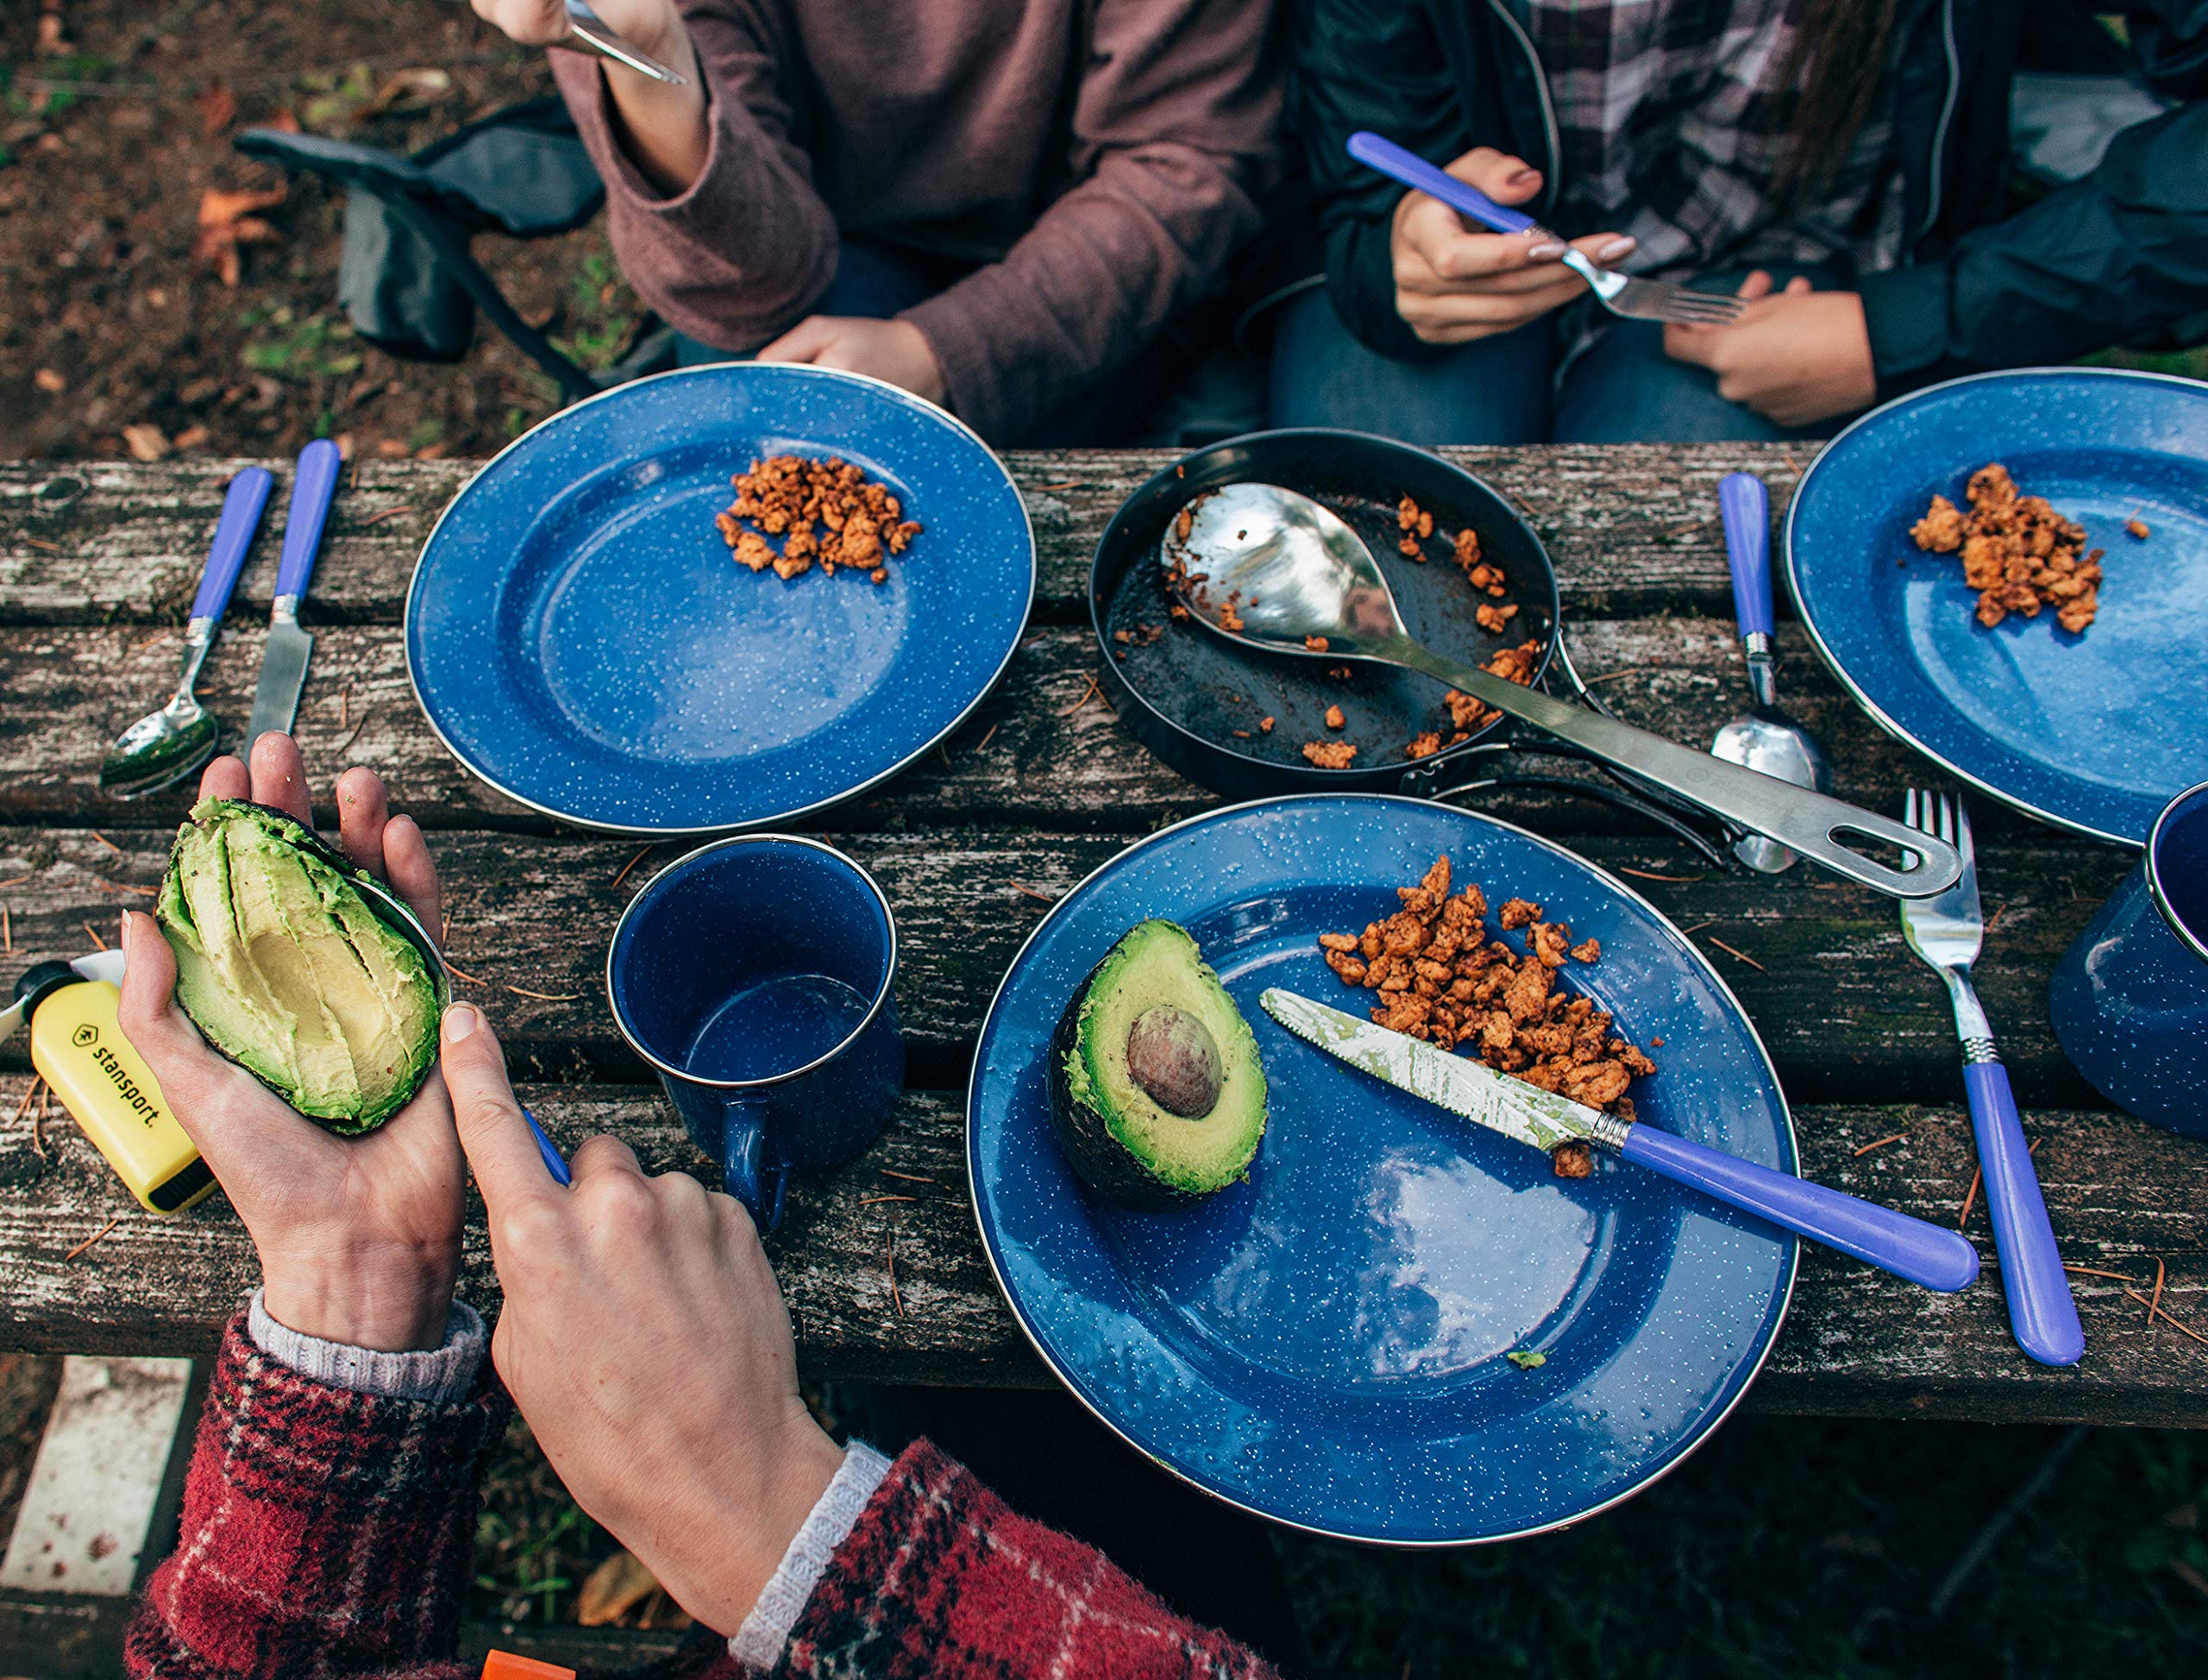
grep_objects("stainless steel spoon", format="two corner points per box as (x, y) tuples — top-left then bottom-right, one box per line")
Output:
(1709, 473), (1830, 872)
(99, 468), (273, 800)
(1163, 481), (1959, 899)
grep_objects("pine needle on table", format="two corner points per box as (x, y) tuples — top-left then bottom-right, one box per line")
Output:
(360, 504), (417, 527)
(1707, 936), (1765, 971)
(858, 1194), (916, 1207)
(505, 986), (581, 1002)
(1616, 867), (1703, 883)
(2123, 1288), (2208, 1349)
(880, 1169), (937, 1185)
(1958, 1166), (1981, 1231)
(65, 1216), (120, 1262)
(887, 1232), (905, 1319)
(612, 845), (656, 890)
(82, 921), (107, 950)
(1010, 881), (1057, 904)
(91, 831), (124, 856)
(2148, 1256), (2167, 1333)
(1853, 1132), (1908, 1158)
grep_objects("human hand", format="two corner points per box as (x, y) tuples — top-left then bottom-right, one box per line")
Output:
(443, 1004), (844, 1633)
(757, 315), (950, 407)
(1389, 147), (1635, 345)
(116, 736), (462, 1353)
(470, 0), (686, 60)
(1663, 272), (1877, 427)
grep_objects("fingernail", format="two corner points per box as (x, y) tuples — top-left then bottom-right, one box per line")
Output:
(1527, 240), (1566, 261)
(443, 1003), (478, 1043)
(1597, 236), (1637, 262)
(118, 912), (133, 955)
(1509, 166), (1540, 185)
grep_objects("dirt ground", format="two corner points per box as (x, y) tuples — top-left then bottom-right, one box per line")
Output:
(0, 0), (638, 465)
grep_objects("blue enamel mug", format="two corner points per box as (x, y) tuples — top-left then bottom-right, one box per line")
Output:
(606, 835), (904, 1226)
(2049, 781), (2208, 1139)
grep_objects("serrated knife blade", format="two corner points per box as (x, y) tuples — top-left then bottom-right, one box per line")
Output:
(1259, 987), (1615, 1158)
(1258, 986), (1983, 1293)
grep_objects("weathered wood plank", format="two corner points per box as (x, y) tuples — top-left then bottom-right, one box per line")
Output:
(1, 1088), (2200, 1424)
(0, 825), (2127, 1104)
(0, 445), (1813, 627)
(0, 615), (2119, 848)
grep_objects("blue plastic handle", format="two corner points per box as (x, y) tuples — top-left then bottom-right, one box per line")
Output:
(521, 1107), (571, 1188)
(1719, 472), (1774, 639)
(1346, 130), (1537, 235)
(719, 1108), (791, 1231)
(191, 467), (274, 622)
(1619, 1123), (1981, 1292)
(1963, 1062), (2085, 1365)
(274, 439), (342, 600)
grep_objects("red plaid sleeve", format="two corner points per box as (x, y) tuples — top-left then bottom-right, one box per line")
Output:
(124, 1312), (509, 1680)
(770, 1439), (1278, 1679)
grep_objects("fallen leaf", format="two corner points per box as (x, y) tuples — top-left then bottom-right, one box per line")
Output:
(194, 85), (237, 138)
(33, 368), (64, 394)
(36, 13), (70, 53)
(172, 425), (210, 450)
(359, 67), (452, 119)
(266, 108), (302, 134)
(121, 424), (169, 462)
(576, 1548), (661, 1627)
(191, 184), (286, 287)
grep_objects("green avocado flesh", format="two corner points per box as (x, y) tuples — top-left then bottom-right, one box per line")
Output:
(1048, 919), (1267, 1209)
(156, 798), (443, 1134)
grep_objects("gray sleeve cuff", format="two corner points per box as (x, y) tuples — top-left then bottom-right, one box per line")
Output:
(247, 1288), (486, 1406)
(729, 1440), (892, 1672)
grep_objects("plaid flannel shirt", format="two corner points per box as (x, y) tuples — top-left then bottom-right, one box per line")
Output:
(1526, 0), (1906, 279)
(126, 1313), (1276, 1679)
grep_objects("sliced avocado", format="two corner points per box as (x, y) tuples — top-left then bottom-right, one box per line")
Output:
(1048, 919), (1267, 1209)
(155, 798), (445, 1134)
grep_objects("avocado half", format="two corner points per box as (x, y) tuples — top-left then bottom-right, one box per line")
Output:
(155, 798), (447, 1134)
(1047, 919), (1268, 1210)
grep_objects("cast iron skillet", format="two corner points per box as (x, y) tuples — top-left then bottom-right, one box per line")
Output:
(1091, 429), (1725, 857)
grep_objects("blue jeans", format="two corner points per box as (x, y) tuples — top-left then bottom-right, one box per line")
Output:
(1268, 266), (1851, 444)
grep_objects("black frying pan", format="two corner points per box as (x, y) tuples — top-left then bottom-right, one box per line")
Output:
(1091, 429), (1725, 857)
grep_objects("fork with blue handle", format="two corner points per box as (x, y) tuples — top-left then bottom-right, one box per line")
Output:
(1346, 130), (1743, 329)
(1898, 789), (2084, 1366)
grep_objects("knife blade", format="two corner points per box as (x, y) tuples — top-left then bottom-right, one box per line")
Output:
(245, 439), (342, 755)
(1259, 987), (1980, 1293)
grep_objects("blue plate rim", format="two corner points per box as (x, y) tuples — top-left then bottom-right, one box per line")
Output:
(1783, 364), (2206, 850)
(402, 362), (1038, 837)
(963, 790), (1802, 1547)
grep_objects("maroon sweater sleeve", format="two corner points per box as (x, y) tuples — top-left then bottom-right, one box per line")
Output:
(124, 1314), (508, 1680)
(899, 0), (1282, 441)
(766, 1439), (1279, 1679)
(549, 8), (839, 355)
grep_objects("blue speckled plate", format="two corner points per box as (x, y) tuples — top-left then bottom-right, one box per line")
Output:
(406, 366), (1033, 833)
(1787, 368), (2208, 846)
(969, 795), (1797, 1544)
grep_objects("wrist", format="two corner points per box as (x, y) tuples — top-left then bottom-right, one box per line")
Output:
(681, 1418), (845, 1633)
(260, 1245), (459, 1353)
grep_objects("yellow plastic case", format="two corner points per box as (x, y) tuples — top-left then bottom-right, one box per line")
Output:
(28, 978), (213, 1214)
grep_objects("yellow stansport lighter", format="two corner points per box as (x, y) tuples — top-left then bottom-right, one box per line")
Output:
(10, 956), (214, 1214)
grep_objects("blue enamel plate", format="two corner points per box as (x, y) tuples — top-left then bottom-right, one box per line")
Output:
(969, 795), (1797, 1544)
(1787, 368), (2208, 846)
(406, 365), (1033, 832)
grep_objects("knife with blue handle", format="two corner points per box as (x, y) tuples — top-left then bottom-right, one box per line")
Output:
(1261, 988), (1981, 1293)
(246, 439), (342, 755)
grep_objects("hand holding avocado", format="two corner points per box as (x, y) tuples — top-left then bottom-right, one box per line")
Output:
(117, 735), (464, 1354)
(440, 1000), (844, 1634)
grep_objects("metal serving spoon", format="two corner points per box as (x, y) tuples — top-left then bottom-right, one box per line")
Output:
(1710, 473), (1830, 873)
(99, 468), (273, 800)
(1163, 482), (1959, 899)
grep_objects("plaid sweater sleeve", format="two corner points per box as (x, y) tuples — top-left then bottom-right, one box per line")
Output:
(124, 1313), (510, 1680)
(762, 1439), (1278, 1679)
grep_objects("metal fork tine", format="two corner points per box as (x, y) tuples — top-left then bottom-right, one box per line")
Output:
(1939, 791), (1958, 847)
(1904, 787), (1921, 833)
(1661, 298), (1741, 323)
(1954, 793), (1974, 866)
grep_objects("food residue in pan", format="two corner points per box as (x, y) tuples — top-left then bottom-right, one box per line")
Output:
(715, 454), (921, 584)
(1318, 855), (1654, 1175)
(1909, 463), (2103, 633)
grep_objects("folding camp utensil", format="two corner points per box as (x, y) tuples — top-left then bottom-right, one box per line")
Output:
(245, 440), (342, 757)
(1261, 988), (1980, 1292)
(562, 0), (689, 85)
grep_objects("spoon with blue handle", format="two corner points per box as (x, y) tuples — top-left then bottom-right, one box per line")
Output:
(100, 467), (274, 799)
(1709, 473), (1830, 872)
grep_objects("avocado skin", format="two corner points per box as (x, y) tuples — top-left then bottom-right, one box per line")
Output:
(1047, 956), (1209, 1213)
(156, 798), (446, 1135)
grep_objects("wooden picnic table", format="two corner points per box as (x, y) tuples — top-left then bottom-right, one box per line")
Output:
(1, 447), (2201, 1430)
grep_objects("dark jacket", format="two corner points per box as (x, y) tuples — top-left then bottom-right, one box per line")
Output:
(1295, 1), (2208, 399)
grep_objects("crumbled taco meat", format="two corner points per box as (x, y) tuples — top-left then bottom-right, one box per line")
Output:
(1476, 601), (1520, 634)
(1323, 704), (1346, 730)
(1302, 739), (1358, 769)
(2127, 517), (2151, 540)
(1304, 635), (1329, 653)
(717, 454), (920, 585)
(1910, 462), (2103, 633)
(1319, 856), (1655, 1156)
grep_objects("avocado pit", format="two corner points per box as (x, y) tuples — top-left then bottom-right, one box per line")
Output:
(1126, 1004), (1222, 1118)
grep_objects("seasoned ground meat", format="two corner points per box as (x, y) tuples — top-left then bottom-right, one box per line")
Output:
(1319, 856), (1655, 1167)
(718, 454), (920, 585)
(1302, 739), (1358, 768)
(1911, 462), (2104, 633)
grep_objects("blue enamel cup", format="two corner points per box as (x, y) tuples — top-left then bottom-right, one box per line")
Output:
(606, 835), (904, 1226)
(2049, 781), (2208, 1138)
